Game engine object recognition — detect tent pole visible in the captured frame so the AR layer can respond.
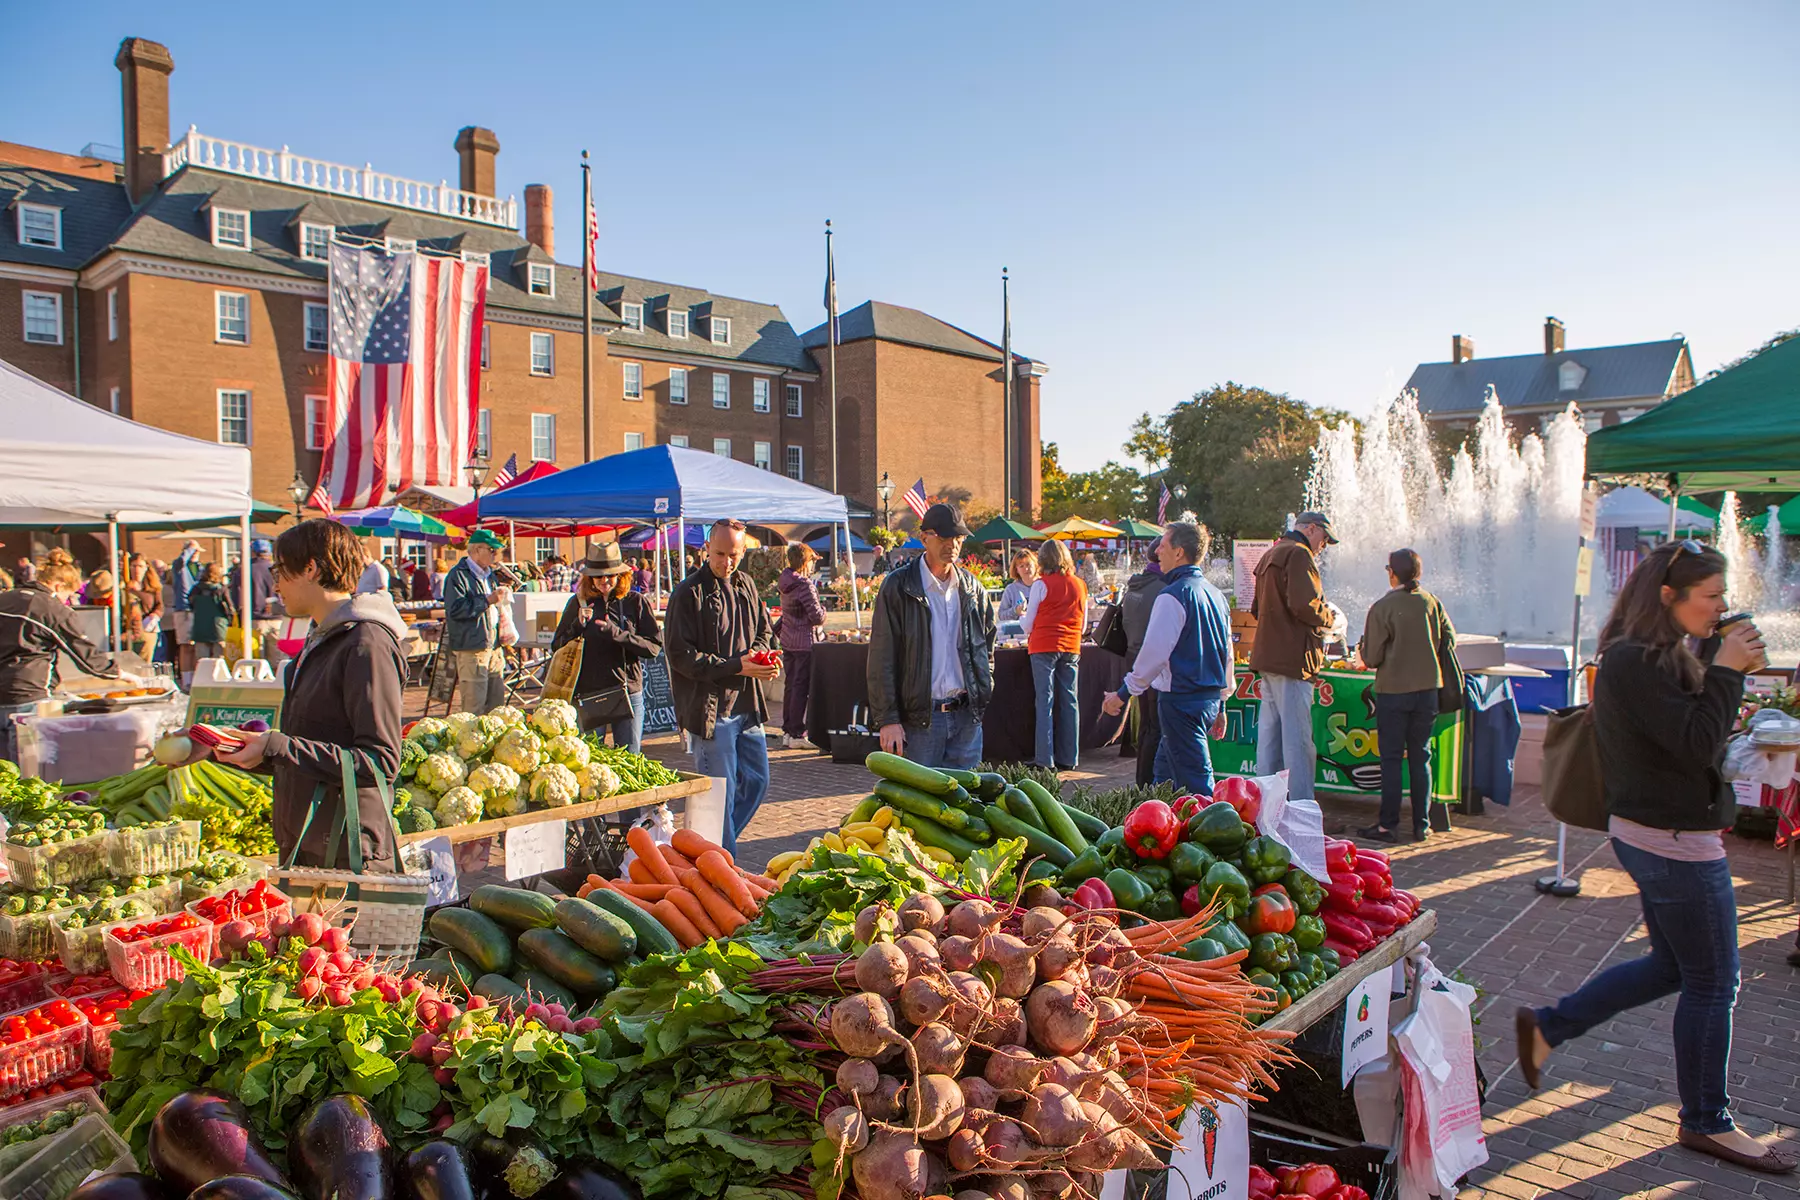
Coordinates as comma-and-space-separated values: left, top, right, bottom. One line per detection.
239, 510, 253, 665
106, 517, 121, 654
847, 521, 862, 632
1668, 479, 1680, 541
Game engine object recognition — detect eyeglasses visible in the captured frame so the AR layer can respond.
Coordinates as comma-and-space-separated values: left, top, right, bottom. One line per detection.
712, 519, 746, 532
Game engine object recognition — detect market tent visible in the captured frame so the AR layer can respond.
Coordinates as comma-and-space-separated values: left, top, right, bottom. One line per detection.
436, 461, 561, 529
807, 529, 873, 553
1113, 518, 1163, 539
1586, 335, 1800, 490
19, 499, 289, 533
1747, 495, 1800, 535
1594, 486, 1716, 532
333, 506, 462, 543
969, 516, 1044, 544
1038, 516, 1124, 540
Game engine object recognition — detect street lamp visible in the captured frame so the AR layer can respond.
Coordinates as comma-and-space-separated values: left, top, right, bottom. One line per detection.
287, 471, 308, 522
876, 472, 895, 530
466, 455, 490, 526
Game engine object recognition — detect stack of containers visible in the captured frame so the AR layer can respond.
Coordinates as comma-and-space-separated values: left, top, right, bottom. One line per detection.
0, 1087, 133, 1200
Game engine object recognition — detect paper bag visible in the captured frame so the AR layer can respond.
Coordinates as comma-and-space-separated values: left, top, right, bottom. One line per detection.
1394, 957, 1487, 1198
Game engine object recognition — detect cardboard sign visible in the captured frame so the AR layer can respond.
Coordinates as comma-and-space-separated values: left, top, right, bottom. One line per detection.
1165, 1098, 1249, 1200
1731, 778, 1763, 808
1342, 970, 1391, 1086
1573, 546, 1594, 597
504, 820, 568, 880
1232, 540, 1275, 611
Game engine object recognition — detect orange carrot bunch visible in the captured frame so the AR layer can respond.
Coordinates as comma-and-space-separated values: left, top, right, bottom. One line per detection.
577, 827, 774, 949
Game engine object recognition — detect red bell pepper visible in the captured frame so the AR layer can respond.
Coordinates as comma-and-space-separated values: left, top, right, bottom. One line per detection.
1322, 937, 1361, 963
1247, 1165, 1279, 1200
1122, 799, 1182, 859
1390, 888, 1421, 915
1324, 838, 1358, 874
1322, 910, 1375, 950
1323, 1187, 1371, 1200
1355, 847, 1389, 870
1215, 775, 1263, 823
1172, 793, 1209, 820
1244, 889, 1297, 936
1323, 874, 1365, 913
1277, 1163, 1340, 1196
1180, 883, 1205, 917
1069, 878, 1115, 912
1355, 868, 1393, 900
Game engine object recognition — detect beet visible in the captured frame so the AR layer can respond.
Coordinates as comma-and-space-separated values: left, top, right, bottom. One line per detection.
400, 1142, 477, 1200
187, 1180, 302, 1200
148, 1090, 289, 1196
538, 1161, 640, 1200
290, 1095, 392, 1200
65, 1175, 175, 1200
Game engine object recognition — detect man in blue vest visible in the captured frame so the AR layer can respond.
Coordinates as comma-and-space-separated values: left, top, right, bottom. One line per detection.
1101, 521, 1233, 795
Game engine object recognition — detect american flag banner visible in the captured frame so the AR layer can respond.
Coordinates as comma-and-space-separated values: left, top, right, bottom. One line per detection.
492, 453, 519, 490
307, 483, 334, 518
1157, 483, 1171, 524
314, 242, 487, 510
586, 193, 600, 293
903, 478, 930, 519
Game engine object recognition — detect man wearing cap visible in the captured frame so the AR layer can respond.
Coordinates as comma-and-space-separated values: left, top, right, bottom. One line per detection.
444, 529, 513, 715
867, 504, 998, 770
1248, 512, 1337, 803
229, 540, 282, 669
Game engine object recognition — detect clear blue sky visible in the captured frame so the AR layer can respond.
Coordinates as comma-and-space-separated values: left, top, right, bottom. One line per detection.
8, 2, 1797, 471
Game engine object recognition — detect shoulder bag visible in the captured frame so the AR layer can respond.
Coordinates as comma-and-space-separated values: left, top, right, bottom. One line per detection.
1431, 595, 1466, 715
1541, 702, 1609, 831
1092, 602, 1129, 656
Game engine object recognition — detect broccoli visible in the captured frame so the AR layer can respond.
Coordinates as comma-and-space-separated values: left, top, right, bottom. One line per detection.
432, 785, 484, 827
493, 726, 545, 775
543, 734, 590, 771
528, 699, 579, 739
396, 806, 437, 834
397, 739, 429, 780
391, 787, 414, 815
528, 764, 580, 808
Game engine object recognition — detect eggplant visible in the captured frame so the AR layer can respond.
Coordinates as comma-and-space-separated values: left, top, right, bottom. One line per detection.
188, 1179, 304, 1200
400, 1142, 477, 1200
539, 1163, 639, 1200
148, 1090, 289, 1196
65, 1174, 176, 1200
289, 1096, 392, 1200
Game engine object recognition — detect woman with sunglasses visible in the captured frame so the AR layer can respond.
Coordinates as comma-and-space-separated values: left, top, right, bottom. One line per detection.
1517, 539, 1793, 1173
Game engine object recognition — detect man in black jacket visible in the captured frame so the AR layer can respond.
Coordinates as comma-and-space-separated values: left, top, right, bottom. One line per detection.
867, 504, 997, 769
1120, 542, 1168, 786
0, 576, 121, 762
664, 519, 778, 854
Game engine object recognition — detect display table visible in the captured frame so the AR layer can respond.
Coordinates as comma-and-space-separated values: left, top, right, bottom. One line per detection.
1262, 909, 1437, 1034
397, 772, 712, 845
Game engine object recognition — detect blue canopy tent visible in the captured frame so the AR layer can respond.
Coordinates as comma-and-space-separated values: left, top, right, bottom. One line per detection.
807, 529, 873, 553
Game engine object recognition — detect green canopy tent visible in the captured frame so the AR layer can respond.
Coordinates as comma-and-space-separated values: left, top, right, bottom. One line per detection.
4, 499, 289, 533
1113, 518, 1163, 539
1747, 495, 1800, 535
969, 516, 1044, 544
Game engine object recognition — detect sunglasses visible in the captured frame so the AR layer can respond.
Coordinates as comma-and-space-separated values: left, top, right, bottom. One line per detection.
712, 519, 747, 532
1662, 538, 1708, 583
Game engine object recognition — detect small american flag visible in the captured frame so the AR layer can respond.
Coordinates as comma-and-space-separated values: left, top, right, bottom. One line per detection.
586, 193, 600, 293
308, 484, 334, 518
492, 453, 519, 490
1158, 483, 1171, 524
903, 478, 930, 519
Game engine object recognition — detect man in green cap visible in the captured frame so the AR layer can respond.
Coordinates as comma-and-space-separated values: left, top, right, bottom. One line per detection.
445, 529, 512, 714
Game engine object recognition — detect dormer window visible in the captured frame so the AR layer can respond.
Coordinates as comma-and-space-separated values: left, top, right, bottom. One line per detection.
298, 222, 333, 261
1558, 360, 1587, 393
386, 237, 416, 255
621, 302, 643, 331
668, 311, 688, 339
211, 207, 251, 249
16, 203, 62, 249
711, 316, 731, 346
528, 263, 555, 298
461, 251, 490, 269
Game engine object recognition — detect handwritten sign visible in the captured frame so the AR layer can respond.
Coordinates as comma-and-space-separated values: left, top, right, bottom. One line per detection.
1232, 540, 1274, 612
1342, 970, 1391, 1087
504, 820, 568, 880
640, 654, 679, 736
409, 836, 460, 907
1573, 546, 1594, 598
1165, 1098, 1249, 1200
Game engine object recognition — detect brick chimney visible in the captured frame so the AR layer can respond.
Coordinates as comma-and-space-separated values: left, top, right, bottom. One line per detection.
454, 127, 500, 197
523, 184, 554, 256
116, 37, 174, 203
1544, 316, 1566, 355
1451, 334, 1475, 364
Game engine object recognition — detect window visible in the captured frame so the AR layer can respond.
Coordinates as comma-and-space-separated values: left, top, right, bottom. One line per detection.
299, 223, 333, 261
303, 302, 329, 352
106, 289, 119, 341
1618, 406, 1647, 424
667, 310, 688, 339
215, 291, 249, 344
460, 250, 489, 269
624, 432, 644, 452
668, 367, 687, 404
753, 378, 771, 413
669, 434, 689, 448
712, 373, 730, 409
536, 538, 557, 564
785, 445, 804, 481
385, 236, 416, 254
527, 263, 554, 297
785, 384, 803, 418
1558, 360, 1588, 393
621, 302, 642, 331
531, 413, 557, 461
713, 438, 732, 458
217, 389, 251, 445
529, 332, 554, 376
623, 362, 643, 399
22, 291, 62, 344
109, 387, 120, 415
476, 409, 492, 459
480, 324, 490, 369
404, 543, 430, 569
304, 396, 327, 450
211, 207, 250, 249
711, 316, 731, 345
16, 203, 61, 249
753, 441, 771, 470
1580, 411, 1604, 435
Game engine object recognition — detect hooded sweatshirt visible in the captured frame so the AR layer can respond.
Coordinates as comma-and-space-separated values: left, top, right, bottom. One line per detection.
264, 592, 408, 871
777, 567, 827, 654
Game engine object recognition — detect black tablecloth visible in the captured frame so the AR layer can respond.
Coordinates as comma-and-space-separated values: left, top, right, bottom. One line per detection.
804, 641, 1129, 765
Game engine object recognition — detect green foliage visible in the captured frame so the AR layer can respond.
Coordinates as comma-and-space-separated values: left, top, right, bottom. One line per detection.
1125, 411, 1171, 471
735, 841, 943, 959
442, 1014, 620, 1163
864, 526, 905, 551
1038, 443, 1148, 525
1061, 781, 1181, 829
1707, 327, 1799, 380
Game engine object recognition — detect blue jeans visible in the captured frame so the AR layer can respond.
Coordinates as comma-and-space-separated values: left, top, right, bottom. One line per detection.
1375, 689, 1436, 832
1154, 691, 1222, 796
1031, 651, 1080, 770
1256, 674, 1316, 802
905, 705, 983, 771
690, 713, 770, 857
1535, 840, 1741, 1135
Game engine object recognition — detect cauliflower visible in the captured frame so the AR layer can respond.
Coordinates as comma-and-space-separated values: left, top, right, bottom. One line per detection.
397, 739, 430, 781
404, 717, 450, 754
432, 785, 484, 827
396, 806, 437, 834
576, 762, 620, 801
454, 713, 507, 760
466, 762, 521, 804
415, 752, 468, 795
529, 699, 579, 739
493, 726, 545, 775
544, 734, 590, 771
445, 712, 481, 740
489, 704, 527, 728
485, 783, 528, 819
528, 763, 580, 808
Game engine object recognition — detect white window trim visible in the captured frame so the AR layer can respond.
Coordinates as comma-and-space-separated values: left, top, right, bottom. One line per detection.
211, 207, 251, 250
460, 250, 490, 269
529, 331, 555, 377
668, 367, 687, 405
217, 388, 252, 446
527, 262, 555, 298
16, 203, 62, 250
304, 395, 327, 451
667, 311, 689, 339
215, 290, 249, 345
753, 377, 771, 413
712, 373, 730, 409
108, 387, 120, 415
106, 288, 119, 341
711, 316, 731, 346
386, 236, 416, 255
531, 413, 557, 462
669, 434, 689, 448
785, 444, 804, 480
302, 301, 329, 352
299, 222, 334, 261
477, 409, 492, 459
21, 290, 63, 345
624, 432, 645, 452
623, 361, 643, 399
753, 440, 772, 470
713, 438, 732, 458
621, 302, 643, 331
785, 384, 803, 418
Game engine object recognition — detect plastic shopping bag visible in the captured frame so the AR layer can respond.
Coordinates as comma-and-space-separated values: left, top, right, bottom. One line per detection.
1394, 957, 1487, 1198
1237, 769, 1332, 883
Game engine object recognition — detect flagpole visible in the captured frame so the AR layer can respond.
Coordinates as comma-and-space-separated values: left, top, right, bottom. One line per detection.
825, 219, 840, 572
581, 151, 595, 476
1002, 266, 1013, 520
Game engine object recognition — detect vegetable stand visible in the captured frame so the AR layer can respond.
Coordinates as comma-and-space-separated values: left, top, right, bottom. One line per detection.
1262, 909, 1435, 1034
395, 773, 711, 846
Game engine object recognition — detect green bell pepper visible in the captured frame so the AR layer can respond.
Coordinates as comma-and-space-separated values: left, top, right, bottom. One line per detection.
1104, 867, 1153, 913
1292, 913, 1326, 951
1295, 951, 1329, 987
1200, 860, 1251, 920
1176, 936, 1229, 963
1281, 969, 1313, 998
1023, 859, 1060, 884
1168, 841, 1216, 886
1205, 914, 1251, 956
1249, 931, 1299, 973
1186, 801, 1248, 855
1316, 947, 1342, 975
1240, 836, 1292, 886
1245, 967, 1280, 993
1060, 847, 1107, 888
1141, 888, 1182, 922
1280, 867, 1325, 914
1095, 826, 1127, 865
1134, 863, 1173, 893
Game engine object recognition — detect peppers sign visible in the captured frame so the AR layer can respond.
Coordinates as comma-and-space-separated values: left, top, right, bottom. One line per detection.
1342, 970, 1390, 1087
1164, 1098, 1249, 1200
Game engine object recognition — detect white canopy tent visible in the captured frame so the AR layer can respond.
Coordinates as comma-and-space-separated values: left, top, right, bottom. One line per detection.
0, 358, 256, 653
1594, 485, 1715, 533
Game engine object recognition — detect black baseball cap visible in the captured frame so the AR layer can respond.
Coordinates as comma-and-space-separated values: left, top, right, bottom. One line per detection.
918, 503, 972, 538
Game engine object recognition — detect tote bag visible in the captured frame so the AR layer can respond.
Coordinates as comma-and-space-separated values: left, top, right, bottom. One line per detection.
1541, 704, 1609, 831
1430, 594, 1466, 715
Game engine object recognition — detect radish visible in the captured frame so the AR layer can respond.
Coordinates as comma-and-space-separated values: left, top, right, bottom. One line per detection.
417, 999, 443, 1029
897, 893, 944, 933
289, 912, 329, 945
898, 975, 950, 1027
573, 1017, 601, 1034
853, 943, 911, 1000
545, 1002, 566, 1017
409, 1032, 438, 1062
432, 1066, 455, 1086
297, 976, 323, 1001
267, 917, 292, 940
1019, 1083, 1088, 1147
328, 950, 356, 974
523, 1003, 550, 1023
375, 978, 402, 1003
894, 933, 941, 976
400, 978, 425, 997
1024, 980, 1097, 1057
907, 1074, 964, 1139
938, 935, 980, 973
465, 995, 488, 1011
851, 1132, 946, 1200
325, 982, 353, 1007
829, 993, 911, 1062
350, 968, 376, 992
430, 1113, 454, 1133
835, 1058, 879, 1098
910, 1023, 965, 1076
320, 925, 350, 954
298, 947, 329, 977
217, 920, 259, 958
854, 903, 893, 946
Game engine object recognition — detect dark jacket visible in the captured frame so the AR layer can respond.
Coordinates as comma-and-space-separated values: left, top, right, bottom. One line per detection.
1249, 532, 1330, 681
1120, 568, 1167, 668
1360, 588, 1455, 694
1594, 638, 1741, 832
663, 565, 774, 739
867, 558, 997, 730
0, 583, 117, 705
442, 557, 499, 651
228, 558, 278, 619
187, 581, 235, 645
777, 568, 827, 654
551, 588, 662, 696
267, 593, 407, 871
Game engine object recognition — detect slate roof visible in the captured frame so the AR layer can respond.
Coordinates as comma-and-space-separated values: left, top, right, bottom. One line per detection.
0, 164, 133, 272
596, 272, 814, 372
799, 300, 1035, 366
1405, 339, 1691, 415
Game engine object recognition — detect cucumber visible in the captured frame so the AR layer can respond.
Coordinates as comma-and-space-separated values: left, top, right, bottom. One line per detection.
585, 887, 681, 958
982, 804, 1076, 867
438, 948, 483, 979
1019, 779, 1088, 854
1062, 805, 1110, 841
405, 959, 460, 990
874, 779, 982, 833
844, 795, 881, 825
554, 897, 637, 963
865, 751, 958, 796
944, 785, 983, 813
515, 927, 618, 999
429, 907, 514, 975
942, 769, 982, 791
469, 884, 560, 933
975, 772, 1008, 800
471, 973, 527, 1008
1001, 787, 1048, 830
509, 967, 578, 1008
895, 812, 983, 860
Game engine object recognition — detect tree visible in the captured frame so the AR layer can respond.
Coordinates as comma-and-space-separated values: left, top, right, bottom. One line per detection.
1707, 328, 1799, 380
1124, 412, 1170, 471
1039, 444, 1147, 525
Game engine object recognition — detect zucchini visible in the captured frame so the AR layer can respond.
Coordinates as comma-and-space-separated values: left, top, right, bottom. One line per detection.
585, 886, 681, 958
942, 769, 982, 791
1019, 779, 1088, 854
554, 897, 637, 963
516, 927, 618, 999
874, 779, 983, 834
895, 812, 982, 860
944, 785, 983, 813
1062, 805, 1110, 842
975, 772, 1008, 801
844, 794, 881, 825
438, 948, 483, 979
471, 973, 527, 1008
982, 804, 1076, 867
469, 884, 560, 933
865, 751, 957, 796
509, 967, 578, 1008
1001, 786, 1048, 830
428, 907, 514, 975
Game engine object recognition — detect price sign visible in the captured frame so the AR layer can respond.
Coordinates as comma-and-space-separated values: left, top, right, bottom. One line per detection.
1232, 540, 1275, 611
1342, 970, 1391, 1087
1579, 488, 1598, 541
412, 836, 459, 907
1164, 1098, 1249, 1200
1573, 546, 1594, 598
504, 820, 568, 880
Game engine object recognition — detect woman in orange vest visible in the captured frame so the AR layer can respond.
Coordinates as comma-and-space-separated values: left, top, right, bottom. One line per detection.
1021, 539, 1088, 770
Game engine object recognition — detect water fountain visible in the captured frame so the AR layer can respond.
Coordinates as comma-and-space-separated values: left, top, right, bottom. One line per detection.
1716, 496, 1799, 664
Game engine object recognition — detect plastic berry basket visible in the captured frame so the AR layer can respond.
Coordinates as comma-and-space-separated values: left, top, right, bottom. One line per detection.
179, 854, 272, 903
186, 886, 293, 942
0, 1112, 133, 1200
0, 914, 69, 965
0, 1087, 105, 1138
51, 886, 187, 977
2, 832, 116, 892
103, 920, 212, 991
0, 1008, 89, 1100
108, 822, 202, 878
85, 1021, 115, 1075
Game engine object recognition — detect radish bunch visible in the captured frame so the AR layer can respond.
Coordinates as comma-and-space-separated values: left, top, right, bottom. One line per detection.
276, 912, 407, 1007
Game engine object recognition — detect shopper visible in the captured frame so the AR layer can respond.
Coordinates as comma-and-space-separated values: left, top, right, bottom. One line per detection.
664, 519, 778, 856
1021, 539, 1087, 771
550, 543, 661, 752
998, 548, 1038, 627
778, 541, 827, 751
1516, 541, 1794, 1173
229, 540, 280, 668
1121, 539, 1169, 786
867, 504, 997, 770
1356, 549, 1456, 843
1249, 512, 1336, 803
443, 529, 512, 715
0, 568, 121, 760
129, 556, 162, 661
1102, 522, 1233, 795
356, 553, 391, 596
411, 557, 436, 603
168, 540, 201, 684
213, 519, 405, 872
187, 563, 235, 662
543, 554, 578, 593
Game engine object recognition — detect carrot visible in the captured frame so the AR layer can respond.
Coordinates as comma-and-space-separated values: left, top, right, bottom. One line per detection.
698, 850, 760, 918
652, 898, 704, 949
738, 871, 777, 891
666, 887, 723, 939
613, 882, 676, 901
626, 826, 679, 885
672, 828, 727, 863
597, 879, 660, 915
577, 874, 604, 899
626, 857, 659, 886
680, 868, 748, 933
661, 846, 697, 873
